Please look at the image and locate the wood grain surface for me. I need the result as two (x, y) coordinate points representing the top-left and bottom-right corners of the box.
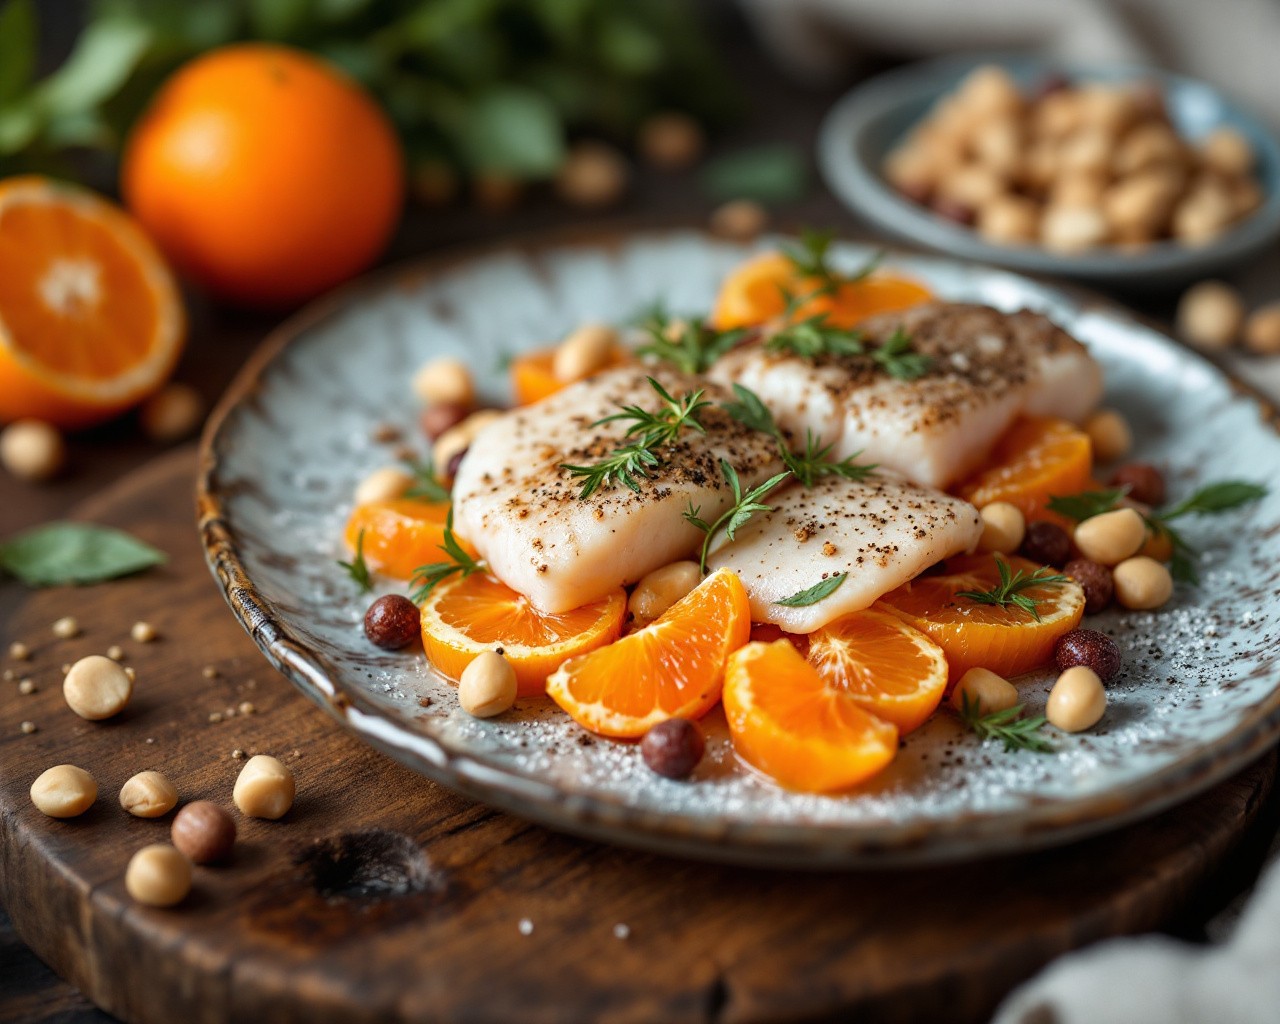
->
(0, 448), (1275, 1024)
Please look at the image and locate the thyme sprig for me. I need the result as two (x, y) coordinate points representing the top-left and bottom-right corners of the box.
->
(684, 460), (791, 574)
(764, 311), (866, 359)
(561, 377), (710, 499)
(871, 326), (933, 380)
(956, 555), (1069, 623)
(404, 461), (452, 503)
(781, 229), (883, 298)
(408, 508), (485, 604)
(635, 313), (746, 374)
(337, 528), (374, 594)
(958, 693), (1054, 754)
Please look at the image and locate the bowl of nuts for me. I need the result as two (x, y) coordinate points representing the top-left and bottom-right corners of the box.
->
(817, 55), (1280, 283)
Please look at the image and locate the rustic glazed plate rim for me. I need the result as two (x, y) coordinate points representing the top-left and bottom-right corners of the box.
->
(196, 226), (1280, 868)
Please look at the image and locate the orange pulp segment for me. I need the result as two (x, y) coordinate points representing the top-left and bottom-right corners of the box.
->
(344, 498), (479, 581)
(875, 553), (1085, 683)
(806, 608), (949, 734)
(509, 343), (627, 406)
(546, 568), (751, 738)
(420, 574), (626, 697)
(0, 176), (184, 427)
(723, 639), (899, 793)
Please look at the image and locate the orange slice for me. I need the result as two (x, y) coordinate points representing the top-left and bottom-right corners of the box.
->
(876, 553), (1085, 683)
(0, 176), (185, 427)
(723, 639), (899, 793)
(546, 568), (750, 738)
(711, 251), (932, 330)
(806, 609), (949, 734)
(344, 498), (480, 581)
(420, 574), (626, 697)
(955, 415), (1093, 527)
(509, 343), (627, 406)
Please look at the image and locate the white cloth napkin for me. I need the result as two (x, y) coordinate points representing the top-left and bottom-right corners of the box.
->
(739, 0), (1280, 126)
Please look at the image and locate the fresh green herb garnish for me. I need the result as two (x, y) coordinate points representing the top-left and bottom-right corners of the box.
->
(776, 573), (848, 607)
(781, 229), (882, 297)
(0, 521), (166, 588)
(337, 529), (374, 594)
(409, 508), (485, 604)
(636, 315), (745, 374)
(870, 326), (932, 381)
(561, 377), (710, 499)
(1045, 488), (1129, 522)
(765, 312), (866, 359)
(958, 693), (1054, 754)
(684, 460), (790, 574)
(404, 462), (452, 503)
(956, 555), (1069, 623)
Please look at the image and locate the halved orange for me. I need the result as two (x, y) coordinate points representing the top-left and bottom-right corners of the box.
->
(509, 343), (627, 406)
(876, 553), (1085, 683)
(420, 574), (626, 697)
(955, 415), (1093, 527)
(0, 176), (185, 427)
(710, 251), (932, 330)
(546, 568), (750, 738)
(806, 609), (949, 734)
(344, 498), (479, 581)
(723, 639), (899, 793)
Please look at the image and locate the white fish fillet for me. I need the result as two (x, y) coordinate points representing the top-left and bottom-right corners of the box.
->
(453, 367), (784, 614)
(706, 473), (982, 633)
(708, 303), (1103, 489)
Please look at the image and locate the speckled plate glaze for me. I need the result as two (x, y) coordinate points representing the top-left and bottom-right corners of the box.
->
(198, 230), (1280, 868)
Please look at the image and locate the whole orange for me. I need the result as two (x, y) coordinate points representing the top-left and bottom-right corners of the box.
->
(121, 44), (404, 308)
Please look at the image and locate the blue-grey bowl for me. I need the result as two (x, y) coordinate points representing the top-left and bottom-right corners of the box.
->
(817, 54), (1280, 285)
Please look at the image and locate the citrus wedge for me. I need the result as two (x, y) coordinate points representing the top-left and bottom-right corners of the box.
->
(509, 343), (626, 406)
(723, 639), (899, 793)
(0, 176), (184, 427)
(420, 574), (626, 697)
(344, 498), (478, 581)
(546, 568), (750, 738)
(876, 553), (1085, 683)
(806, 608), (949, 734)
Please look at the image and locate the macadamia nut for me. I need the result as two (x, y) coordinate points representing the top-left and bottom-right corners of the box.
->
(1046, 666), (1107, 732)
(1, 419), (65, 482)
(628, 561), (702, 627)
(555, 142), (628, 208)
(432, 408), (502, 479)
(710, 199), (767, 240)
(950, 667), (1019, 716)
(638, 112), (704, 169)
(458, 650), (518, 718)
(125, 844), (192, 907)
(31, 764), (97, 818)
(977, 502), (1026, 555)
(1084, 409), (1133, 463)
(1177, 280), (1244, 350)
(63, 655), (133, 720)
(1073, 508), (1146, 566)
(353, 466), (413, 506)
(413, 357), (474, 408)
(233, 754), (295, 820)
(119, 770), (178, 818)
(553, 324), (618, 383)
(1112, 556), (1174, 610)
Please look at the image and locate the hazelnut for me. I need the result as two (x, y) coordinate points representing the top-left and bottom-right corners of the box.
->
(640, 718), (705, 780)
(119, 770), (179, 818)
(63, 654), (133, 720)
(171, 800), (236, 864)
(420, 402), (469, 441)
(555, 141), (628, 208)
(1046, 666), (1107, 732)
(363, 595), (420, 650)
(139, 383), (204, 443)
(1064, 559), (1114, 614)
(977, 502), (1026, 555)
(1176, 280), (1245, 350)
(1, 419), (65, 482)
(30, 764), (97, 818)
(637, 112), (704, 169)
(1243, 303), (1280, 356)
(233, 754), (295, 819)
(125, 844), (192, 907)
(1112, 556), (1174, 610)
(1054, 628), (1122, 681)
(458, 650), (518, 718)
(1110, 463), (1166, 506)
(432, 409), (502, 479)
(553, 324), (618, 383)
(412, 357), (474, 409)
(1020, 521), (1072, 567)
(709, 199), (768, 240)
(949, 667), (1019, 716)
(628, 561), (702, 628)
(1084, 409), (1133, 463)
(1073, 507), (1146, 566)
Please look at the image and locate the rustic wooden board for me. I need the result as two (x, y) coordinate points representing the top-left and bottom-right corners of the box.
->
(1, 448), (1275, 1024)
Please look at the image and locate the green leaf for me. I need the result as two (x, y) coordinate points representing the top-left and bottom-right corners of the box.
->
(0, 0), (36, 106)
(457, 86), (564, 176)
(0, 521), (166, 587)
(0, 102), (39, 154)
(37, 17), (153, 118)
(248, 0), (313, 39)
(700, 144), (808, 204)
(1160, 481), (1268, 520)
(776, 573), (847, 607)
(596, 15), (662, 76)
(1046, 488), (1127, 522)
(336, 528), (373, 593)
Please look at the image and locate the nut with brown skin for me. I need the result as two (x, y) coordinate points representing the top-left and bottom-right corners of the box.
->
(640, 718), (705, 780)
(420, 403), (469, 441)
(364, 595), (420, 650)
(1020, 521), (1072, 567)
(171, 800), (236, 864)
(1054, 628), (1122, 681)
(1109, 462), (1166, 506)
(1064, 559), (1114, 614)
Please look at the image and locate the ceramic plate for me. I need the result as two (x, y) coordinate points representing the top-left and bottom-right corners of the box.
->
(198, 230), (1280, 868)
(816, 55), (1280, 285)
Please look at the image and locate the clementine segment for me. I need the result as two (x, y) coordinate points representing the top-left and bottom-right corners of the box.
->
(955, 415), (1093, 527)
(509, 343), (626, 406)
(806, 609), (949, 734)
(723, 640), (899, 793)
(0, 176), (184, 427)
(875, 553), (1085, 683)
(546, 568), (750, 738)
(122, 44), (403, 308)
(420, 574), (625, 697)
(344, 498), (477, 581)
